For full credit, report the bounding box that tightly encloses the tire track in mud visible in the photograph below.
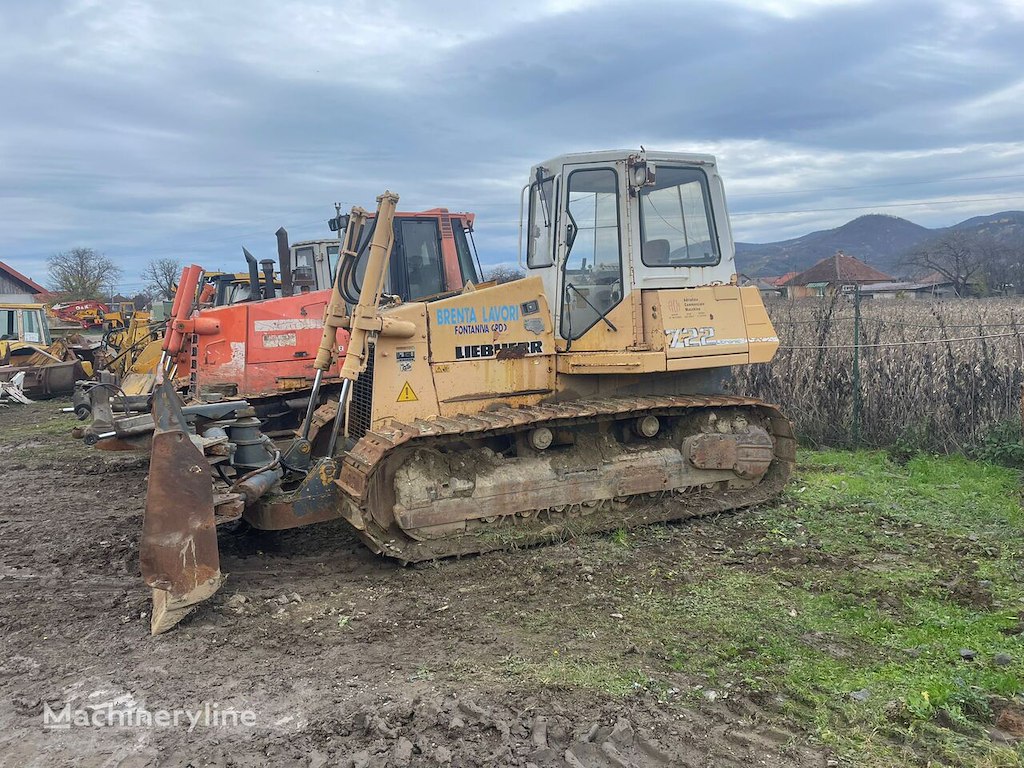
[0,401,830,767]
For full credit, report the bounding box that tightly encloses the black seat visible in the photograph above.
[644,239,670,265]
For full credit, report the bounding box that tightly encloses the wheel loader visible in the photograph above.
[140,150,795,633]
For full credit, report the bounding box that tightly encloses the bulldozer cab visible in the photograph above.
[525,151,752,362]
[319,210,480,301]
[290,239,337,292]
[210,273,280,306]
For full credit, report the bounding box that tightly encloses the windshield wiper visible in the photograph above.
[565,282,617,333]
[535,168,551,227]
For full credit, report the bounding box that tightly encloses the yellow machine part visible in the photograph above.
[1,339,93,378]
[320,275,793,562]
[361,279,780,430]
[129,338,163,375]
[117,338,163,395]
[103,316,163,381]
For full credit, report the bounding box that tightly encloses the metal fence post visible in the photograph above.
[852,286,862,446]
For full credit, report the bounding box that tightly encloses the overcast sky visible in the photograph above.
[2,0,1023,291]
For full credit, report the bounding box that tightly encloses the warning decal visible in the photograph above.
[397,381,418,402]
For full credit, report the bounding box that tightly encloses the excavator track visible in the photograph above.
[336,395,796,562]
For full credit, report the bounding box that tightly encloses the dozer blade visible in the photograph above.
[140,381,223,634]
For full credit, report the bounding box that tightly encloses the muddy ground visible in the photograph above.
[0,400,830,767]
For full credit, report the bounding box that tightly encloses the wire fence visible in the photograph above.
[731,296,1024,452]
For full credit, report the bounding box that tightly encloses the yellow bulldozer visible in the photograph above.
[141,149,795,633]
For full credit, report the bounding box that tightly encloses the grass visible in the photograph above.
[0,403,78,440]
[486,449,1024,766]
[0,401,87,463]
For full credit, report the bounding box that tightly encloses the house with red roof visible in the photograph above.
[767,271,799,287]
[0,261,46,303]
[781,251,893,299]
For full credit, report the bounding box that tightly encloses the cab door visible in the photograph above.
[554,162,635,351]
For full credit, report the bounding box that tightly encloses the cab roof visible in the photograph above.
[535,149,718,174]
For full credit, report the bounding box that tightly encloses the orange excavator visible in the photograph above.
[76,208,482,446]
[49,300,108,329]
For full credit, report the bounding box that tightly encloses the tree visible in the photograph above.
[143,257,182,300]
[131,291,154,310]
[901,231,988,297]
[47,247,121,300]
[486,265,525,284]
[976,233,1024,295]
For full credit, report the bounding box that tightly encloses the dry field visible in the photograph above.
[735,296,1024,452]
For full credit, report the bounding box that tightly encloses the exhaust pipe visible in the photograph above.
[242,248,262,302]
[260,259,275,300]
[276,227,293,298]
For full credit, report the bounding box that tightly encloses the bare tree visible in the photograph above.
[47,247,121,300]
[486,265,525,284]
[902,231,988,297]
[978,233,1024,296]
[131,291,154,310]
[143,257,182,300]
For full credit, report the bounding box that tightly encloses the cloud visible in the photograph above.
[1,0,1022,288]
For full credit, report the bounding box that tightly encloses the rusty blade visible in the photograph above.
[140,381,222,634]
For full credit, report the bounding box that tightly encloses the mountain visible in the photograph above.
[736,211,1024,278]
[947,210,1024,240]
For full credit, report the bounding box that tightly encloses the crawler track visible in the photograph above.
[337,395,796,562]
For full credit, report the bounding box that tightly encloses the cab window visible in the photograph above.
[326,244,340,283]
[527,175,555,268]
[398,219,444,299]
[451,222,480,285]
[0,309,16,340]
[639,167,719,266]
[22,310,41,343]
[561,168,622,340]
[293,246,316,272]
